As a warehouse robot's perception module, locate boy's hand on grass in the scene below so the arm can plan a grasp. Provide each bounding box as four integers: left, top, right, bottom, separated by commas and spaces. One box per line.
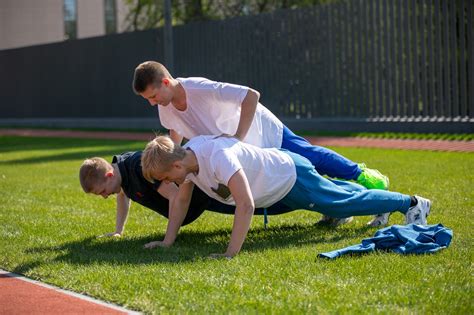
144, 240, 172, 249
98, 232, 122, 238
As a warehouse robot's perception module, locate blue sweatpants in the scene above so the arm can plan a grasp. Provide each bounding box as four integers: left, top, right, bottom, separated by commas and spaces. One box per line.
275, 151, 411, 218
281, 126, 361, 180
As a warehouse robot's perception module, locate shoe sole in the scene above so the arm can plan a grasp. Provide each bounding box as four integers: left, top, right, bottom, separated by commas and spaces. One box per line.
331, 216, 354, 227
367, 213, 391, 227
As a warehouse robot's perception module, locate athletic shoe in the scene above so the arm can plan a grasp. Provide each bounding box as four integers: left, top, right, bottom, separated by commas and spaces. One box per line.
367, 213, 391, 227
356, 163, 390, 190
356, 164, 391, 226
317, 215, 354, 227
405, 195, 431, 225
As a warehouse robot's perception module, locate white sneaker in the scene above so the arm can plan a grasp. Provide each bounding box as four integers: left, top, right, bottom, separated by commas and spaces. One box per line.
367, 212, 391, 227
405, 196, 431, 225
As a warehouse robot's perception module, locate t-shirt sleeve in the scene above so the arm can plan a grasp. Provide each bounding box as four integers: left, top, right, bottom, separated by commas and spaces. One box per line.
192, 79, 248, 107
211, 149, 242, 186
214, 81, 249, 106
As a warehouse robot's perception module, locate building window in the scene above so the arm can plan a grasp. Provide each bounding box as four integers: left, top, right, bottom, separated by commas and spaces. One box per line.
64, 0, 77, 39
104, 0, 117, 34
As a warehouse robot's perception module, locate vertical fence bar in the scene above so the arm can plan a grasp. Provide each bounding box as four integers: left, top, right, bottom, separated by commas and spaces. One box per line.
347, 0, 355, 116
339, 2, 349, 116
420, 0, 428, 118
397, 0, 405, 118
375, 0, 384, 117
284, 17, 291, 117
442, 0, 451, 118
435, 0, 443, 117
339, 2, 347, 116
335, 3, 343, 116
319, 6, 326, 117
389, 0, 397, 117
355, 0, 366, 117
369, 0, 377, 117
427, 0, 435, 118
467, 0, 473, 118
328, 4, 337, 116
329, 5, 336, 116
450, 0, 460, 118
298, 9, 306, 118
308, 7, 315, 118
353, 0, 362, 116
363, 0, 371, 117
383, 0, 391, 118
458, 0, 467, 118
404, 0, 412, 117
411, 0, 420, 117
292, 10, 300, 118
312, 7, 319, 117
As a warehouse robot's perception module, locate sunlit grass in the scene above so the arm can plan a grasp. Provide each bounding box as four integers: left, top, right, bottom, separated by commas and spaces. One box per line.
0, 136, 472, 314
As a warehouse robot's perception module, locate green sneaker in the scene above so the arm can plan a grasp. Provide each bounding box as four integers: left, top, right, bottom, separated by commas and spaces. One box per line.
356, 163, 389, 190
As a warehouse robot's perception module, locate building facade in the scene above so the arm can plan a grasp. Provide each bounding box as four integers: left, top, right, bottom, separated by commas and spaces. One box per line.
0, 0, 129, 50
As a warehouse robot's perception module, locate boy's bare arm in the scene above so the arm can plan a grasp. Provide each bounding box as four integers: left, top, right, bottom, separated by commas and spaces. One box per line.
144, 181, 194, 249
210, 170, 255, 258
169, 129, 184, 145
156, 181, 179, 200
234, 88, 260, 141
99, 190, 131, 237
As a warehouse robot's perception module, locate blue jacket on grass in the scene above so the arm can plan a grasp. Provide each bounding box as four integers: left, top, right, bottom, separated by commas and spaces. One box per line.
318, 224, 453, 259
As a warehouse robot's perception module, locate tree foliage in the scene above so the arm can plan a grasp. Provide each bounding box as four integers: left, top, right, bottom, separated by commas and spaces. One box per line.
124, 0, 335, 31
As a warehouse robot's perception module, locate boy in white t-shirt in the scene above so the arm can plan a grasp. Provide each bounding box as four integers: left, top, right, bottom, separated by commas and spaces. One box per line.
132, 61, 390, 226
140, 135, 431, 258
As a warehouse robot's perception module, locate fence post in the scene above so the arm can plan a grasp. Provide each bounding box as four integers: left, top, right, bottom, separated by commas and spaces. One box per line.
163, 0, 174, 73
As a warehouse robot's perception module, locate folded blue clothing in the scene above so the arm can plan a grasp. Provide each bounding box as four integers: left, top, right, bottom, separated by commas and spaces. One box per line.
318, 224, 453, 259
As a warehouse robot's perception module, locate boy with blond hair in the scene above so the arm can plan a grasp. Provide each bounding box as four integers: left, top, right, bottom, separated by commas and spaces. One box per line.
132, 61, 390, 226
79, 152, 204, 241
79, 151, 295, 245
141, 135, 431, 258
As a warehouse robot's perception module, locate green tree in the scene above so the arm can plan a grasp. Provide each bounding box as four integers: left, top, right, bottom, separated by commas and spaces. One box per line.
124, 0, 336, 31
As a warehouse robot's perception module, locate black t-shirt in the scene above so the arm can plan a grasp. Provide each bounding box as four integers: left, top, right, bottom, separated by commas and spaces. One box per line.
112, 151, 210, 226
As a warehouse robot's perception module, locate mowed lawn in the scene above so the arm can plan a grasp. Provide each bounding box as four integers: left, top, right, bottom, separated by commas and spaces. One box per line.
0, 136, 472, 314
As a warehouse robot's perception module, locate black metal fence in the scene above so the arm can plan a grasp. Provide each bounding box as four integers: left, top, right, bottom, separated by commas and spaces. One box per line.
0, 0, 472, 132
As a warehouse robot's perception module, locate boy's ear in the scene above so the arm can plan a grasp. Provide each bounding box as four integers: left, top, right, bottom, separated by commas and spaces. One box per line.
162, 78, 170, 86
172, 160, 182, 169
105, 171, 114, 178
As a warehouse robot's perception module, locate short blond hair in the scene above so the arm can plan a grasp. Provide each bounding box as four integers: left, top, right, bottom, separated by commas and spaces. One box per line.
141, 136, 186, 183
132, 61, 173, 94
79, 157, 113, 193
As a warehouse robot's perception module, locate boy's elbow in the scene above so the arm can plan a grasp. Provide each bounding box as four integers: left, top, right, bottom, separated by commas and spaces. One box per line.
241, 201, 255, 215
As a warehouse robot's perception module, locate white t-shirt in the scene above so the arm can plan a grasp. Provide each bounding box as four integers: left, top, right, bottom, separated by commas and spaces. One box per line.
158, 77, 284, 148
184, 136, 296, 208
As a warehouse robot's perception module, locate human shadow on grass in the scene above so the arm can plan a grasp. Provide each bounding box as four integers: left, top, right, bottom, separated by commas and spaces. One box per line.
24, 223, 374, 267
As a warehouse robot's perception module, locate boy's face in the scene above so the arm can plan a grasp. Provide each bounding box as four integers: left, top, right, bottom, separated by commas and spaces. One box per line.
140, 79, 173, 107
152, 162, 187, 185
91, 173, 121, 199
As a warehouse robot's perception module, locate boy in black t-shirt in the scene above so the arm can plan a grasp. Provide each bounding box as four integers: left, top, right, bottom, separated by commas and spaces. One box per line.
79, 151, 293, 248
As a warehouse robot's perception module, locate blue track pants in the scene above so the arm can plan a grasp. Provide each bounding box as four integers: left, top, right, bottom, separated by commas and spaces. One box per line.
281, 126, 361, 180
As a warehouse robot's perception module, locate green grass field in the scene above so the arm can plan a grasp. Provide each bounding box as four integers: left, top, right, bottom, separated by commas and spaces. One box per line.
0, 136, 472, 314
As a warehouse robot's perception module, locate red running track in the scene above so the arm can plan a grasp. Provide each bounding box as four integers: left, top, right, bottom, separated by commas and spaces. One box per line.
0, 271, 137, 314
